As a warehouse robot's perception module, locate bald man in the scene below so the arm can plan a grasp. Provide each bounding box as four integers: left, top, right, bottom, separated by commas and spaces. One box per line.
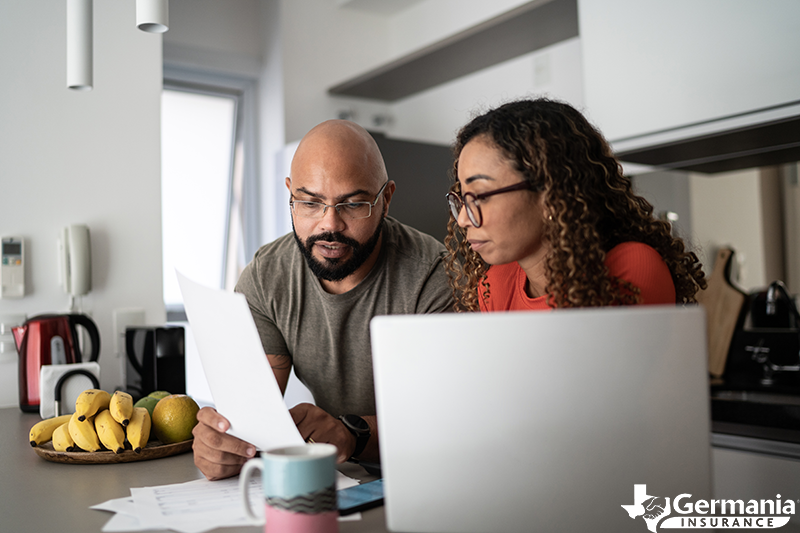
192, 120, 454, 480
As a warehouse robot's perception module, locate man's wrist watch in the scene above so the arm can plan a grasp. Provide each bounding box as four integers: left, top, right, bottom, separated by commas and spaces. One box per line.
339, 414, 370, 458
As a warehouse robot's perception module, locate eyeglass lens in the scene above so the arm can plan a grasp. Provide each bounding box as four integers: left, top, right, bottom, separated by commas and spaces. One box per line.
447, 193, 481, 227
292, 202, 372, 219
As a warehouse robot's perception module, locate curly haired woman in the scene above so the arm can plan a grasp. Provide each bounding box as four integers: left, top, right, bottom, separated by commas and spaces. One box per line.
444, 98, 706, 312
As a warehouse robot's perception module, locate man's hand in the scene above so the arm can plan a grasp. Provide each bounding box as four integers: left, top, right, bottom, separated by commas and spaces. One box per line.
290, 403, 355, 463
192, 407, 257, 480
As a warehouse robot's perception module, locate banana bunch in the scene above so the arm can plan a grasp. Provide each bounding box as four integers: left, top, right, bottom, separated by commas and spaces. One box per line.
28, 388, 152, 454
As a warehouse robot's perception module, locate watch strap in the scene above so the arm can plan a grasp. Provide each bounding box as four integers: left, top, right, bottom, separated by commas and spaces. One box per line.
339, 415, 370, 458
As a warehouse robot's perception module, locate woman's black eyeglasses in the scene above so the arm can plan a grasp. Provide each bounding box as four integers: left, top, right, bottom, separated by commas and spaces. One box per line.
446, 181, 534, 228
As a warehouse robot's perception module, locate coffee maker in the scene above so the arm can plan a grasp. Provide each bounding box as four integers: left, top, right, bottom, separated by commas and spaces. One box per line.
125, 326, 185, 401
725, 281, 800, 391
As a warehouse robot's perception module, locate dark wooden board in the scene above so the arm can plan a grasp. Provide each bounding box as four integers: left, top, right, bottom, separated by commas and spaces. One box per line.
33, 439, 193, 464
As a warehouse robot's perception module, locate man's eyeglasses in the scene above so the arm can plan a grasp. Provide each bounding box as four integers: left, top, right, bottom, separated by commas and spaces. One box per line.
290, 181, 389, 220
446, 181, 534, 228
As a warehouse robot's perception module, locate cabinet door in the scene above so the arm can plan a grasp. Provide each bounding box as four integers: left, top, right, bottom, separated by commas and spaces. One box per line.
579, 0, 800, 144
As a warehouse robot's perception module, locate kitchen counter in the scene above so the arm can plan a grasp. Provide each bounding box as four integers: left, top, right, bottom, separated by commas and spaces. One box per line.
711, 387, 800, 459
1, 408, 388, 533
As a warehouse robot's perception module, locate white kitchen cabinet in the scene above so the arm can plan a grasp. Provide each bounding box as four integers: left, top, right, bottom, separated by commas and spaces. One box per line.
713, 446, 800, 528
578, 0, 800, 149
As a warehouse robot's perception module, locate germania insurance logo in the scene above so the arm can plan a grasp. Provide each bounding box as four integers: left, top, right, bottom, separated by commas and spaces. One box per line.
622, 484, 795, 531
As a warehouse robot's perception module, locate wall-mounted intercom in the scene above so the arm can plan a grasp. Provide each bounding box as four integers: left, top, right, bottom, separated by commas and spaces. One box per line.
1, 236, 25, 299
58, 225, 92, 297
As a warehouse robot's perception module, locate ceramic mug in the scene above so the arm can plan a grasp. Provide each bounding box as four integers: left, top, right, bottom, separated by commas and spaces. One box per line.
240, 443, 339, 533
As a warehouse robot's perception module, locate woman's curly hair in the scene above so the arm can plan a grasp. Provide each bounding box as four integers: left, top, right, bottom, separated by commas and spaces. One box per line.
444, 98, 707, 312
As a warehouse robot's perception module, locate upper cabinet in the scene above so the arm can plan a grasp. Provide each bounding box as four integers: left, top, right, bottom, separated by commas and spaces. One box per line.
578, 0, 800, 172
329, 0, 578, 101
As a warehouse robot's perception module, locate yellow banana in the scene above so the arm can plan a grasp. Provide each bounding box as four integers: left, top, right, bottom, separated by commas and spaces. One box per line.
52, 422, 76, 452
68, 412, 102, 452
29, 414, 73, 447
94, 409, 126, 454
109, 390, 133, 426
127, 406, 151, 453
74, 389, 111, 421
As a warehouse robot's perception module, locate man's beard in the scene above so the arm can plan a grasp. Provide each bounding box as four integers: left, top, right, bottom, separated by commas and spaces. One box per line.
293, 216, 385, 282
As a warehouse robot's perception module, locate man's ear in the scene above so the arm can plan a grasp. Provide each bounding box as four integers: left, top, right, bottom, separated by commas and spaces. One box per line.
382, 180, 397, 216
285, 177, 292, 191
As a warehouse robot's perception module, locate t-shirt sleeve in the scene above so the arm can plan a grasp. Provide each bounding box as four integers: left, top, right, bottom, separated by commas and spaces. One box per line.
605, 242, 676, 305
415, 254, 456, 314
234, 258, 291, 357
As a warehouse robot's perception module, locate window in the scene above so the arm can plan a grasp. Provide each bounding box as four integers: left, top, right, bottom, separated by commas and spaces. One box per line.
161, 69, 259, 320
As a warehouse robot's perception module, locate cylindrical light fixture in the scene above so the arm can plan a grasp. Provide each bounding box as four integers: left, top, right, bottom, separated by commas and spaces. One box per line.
136, 0, 169, 33
66, 0, 93, 91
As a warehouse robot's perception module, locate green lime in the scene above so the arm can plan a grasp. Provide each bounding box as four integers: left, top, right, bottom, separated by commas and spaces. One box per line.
133, 396, 160, 418
148, 391, 171, 400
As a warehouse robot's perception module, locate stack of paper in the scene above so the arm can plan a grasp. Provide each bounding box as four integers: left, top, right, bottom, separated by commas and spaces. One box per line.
92, 473, 360, 533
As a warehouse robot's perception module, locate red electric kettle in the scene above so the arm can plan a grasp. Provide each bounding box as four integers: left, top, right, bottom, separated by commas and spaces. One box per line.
12, 314, 100, 412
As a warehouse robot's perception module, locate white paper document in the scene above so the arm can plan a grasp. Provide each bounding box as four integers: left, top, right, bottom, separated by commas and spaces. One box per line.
176, 271, 304, 451
92, 473, 361, 533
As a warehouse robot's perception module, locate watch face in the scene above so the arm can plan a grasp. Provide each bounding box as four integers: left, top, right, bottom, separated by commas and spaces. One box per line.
342, 414, 369, 432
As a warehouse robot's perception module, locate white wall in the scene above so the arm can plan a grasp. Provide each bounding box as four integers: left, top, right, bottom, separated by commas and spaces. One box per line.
164, 0, 263, 78
281, 0, 393, 142
0, 0, 164, 406
689, 170, 773, 292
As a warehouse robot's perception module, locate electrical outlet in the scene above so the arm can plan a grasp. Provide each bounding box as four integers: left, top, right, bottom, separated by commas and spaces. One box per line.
113, 308, 145, 386
113, 308, 145, 359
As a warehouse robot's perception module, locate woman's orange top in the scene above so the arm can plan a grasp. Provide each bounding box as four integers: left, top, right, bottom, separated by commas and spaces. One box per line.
478, 242, 676, 312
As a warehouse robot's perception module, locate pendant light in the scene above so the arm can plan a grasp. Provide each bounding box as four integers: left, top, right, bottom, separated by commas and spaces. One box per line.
136, 0, 169, 34
66, 0, 92, 91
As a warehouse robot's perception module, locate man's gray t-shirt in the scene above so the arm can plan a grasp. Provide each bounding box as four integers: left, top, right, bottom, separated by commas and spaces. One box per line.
235, 217, 454, 417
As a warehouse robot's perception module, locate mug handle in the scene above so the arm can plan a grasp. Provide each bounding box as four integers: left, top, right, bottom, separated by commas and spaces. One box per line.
239, 458, 263, 522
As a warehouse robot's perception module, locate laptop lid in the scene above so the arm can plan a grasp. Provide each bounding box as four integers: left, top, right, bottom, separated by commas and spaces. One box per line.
370, 305, 712, 533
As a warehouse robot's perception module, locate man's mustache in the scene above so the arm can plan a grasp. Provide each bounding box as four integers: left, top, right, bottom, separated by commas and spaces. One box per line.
306, 232, 360, 249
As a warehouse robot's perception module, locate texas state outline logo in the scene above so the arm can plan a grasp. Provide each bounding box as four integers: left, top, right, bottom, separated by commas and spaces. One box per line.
622, 484, 795, 531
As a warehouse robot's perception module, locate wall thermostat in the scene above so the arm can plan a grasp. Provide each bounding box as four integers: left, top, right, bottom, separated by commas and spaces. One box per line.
1, 236, 25, 299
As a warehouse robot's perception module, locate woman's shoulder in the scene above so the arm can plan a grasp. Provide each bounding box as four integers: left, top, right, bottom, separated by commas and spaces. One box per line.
606, 241, 675, 304
606, 241, 662, 261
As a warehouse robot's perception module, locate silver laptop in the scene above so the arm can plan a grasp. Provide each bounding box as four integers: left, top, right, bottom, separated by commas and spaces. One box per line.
370, 305, 712, 533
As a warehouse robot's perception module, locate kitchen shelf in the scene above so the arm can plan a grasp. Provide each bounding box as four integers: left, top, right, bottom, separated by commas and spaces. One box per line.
328, 0, 578, 102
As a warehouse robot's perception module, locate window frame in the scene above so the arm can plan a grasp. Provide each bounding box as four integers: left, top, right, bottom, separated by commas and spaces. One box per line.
162, 66, 260, 321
